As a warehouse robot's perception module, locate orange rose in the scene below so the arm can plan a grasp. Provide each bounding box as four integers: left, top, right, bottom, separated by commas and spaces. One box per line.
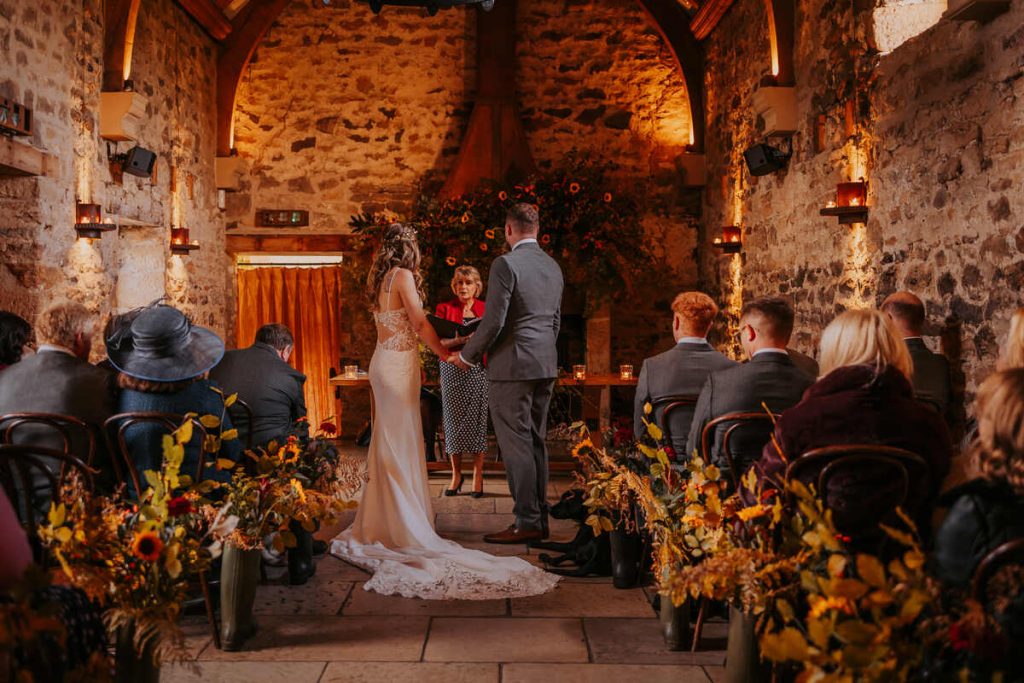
604, 192, 613, 203
461, 213, 470, 224
485, 229, 496, 239
569, 182, 581, 194
498, 191, 508, 200
445, 256, 457, 266
480, 243, 489, 252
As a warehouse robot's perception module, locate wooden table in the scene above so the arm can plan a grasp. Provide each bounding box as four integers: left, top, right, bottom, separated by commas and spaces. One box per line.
330, 373, 637, 473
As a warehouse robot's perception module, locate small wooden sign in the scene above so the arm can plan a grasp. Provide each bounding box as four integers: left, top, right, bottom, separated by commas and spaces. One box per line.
255, 209, 309, 228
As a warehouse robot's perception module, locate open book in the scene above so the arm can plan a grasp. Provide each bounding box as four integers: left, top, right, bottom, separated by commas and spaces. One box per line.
427, 313, 481, 339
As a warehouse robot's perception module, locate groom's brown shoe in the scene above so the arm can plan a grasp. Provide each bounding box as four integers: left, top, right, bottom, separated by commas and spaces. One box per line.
484, 524, 543, 544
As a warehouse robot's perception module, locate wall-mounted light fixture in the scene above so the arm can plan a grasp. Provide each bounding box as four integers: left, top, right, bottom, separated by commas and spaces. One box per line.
713, 225, 743, 254
75, 202, 115, 240
170, 226, 200, 256
820, 179, 869, 224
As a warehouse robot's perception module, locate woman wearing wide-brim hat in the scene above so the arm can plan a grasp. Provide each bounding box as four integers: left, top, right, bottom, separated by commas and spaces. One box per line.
106, 304, 241, 494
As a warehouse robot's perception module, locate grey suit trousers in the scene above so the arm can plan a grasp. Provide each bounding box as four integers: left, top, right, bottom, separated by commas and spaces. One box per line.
489, 378, 555, 529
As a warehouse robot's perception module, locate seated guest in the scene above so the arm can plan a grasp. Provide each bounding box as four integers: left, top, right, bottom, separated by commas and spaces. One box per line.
633, 291, 737, 454
753, 309, 951, 534
881, 291, 953, 416
686, 297, 814, 474
210, 323, 308, 448
931, 369, 1024, 671
997, 307, 1024, 370
0, 310, 32, 372
0, 302, 117, 491
787, 346, 819, 379
107, 305, 240, 494
436, 265, 488, 497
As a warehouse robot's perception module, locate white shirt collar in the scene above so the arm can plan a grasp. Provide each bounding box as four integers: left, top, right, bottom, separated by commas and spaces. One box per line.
753, 347, 788, 357
37, 344, 76, 357
511, 238, 538, 251
904, 336, 923, 341
676, 337, 709, 345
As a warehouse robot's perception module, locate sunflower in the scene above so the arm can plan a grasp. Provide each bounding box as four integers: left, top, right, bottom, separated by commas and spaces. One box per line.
461, 213, 470, 224
603, 192, 613, 203
480, 243, 489, 252
540, 234, 551, 245
569, 182, 581, 194
498, 191, 508, 200
132, 531, 164, 562
445, 256, 457, 267
485, 228, 496, 239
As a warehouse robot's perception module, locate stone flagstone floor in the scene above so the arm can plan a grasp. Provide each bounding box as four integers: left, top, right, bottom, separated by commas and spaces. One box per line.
167, 466, 727, 683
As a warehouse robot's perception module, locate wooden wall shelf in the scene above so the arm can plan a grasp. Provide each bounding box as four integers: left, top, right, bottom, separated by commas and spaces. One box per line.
820, 206, 869, 225
225, 231, 357, 254
0, 137, 54, 177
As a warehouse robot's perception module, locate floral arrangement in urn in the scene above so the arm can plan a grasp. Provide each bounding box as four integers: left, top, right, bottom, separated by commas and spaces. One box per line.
349, 151, 654, 312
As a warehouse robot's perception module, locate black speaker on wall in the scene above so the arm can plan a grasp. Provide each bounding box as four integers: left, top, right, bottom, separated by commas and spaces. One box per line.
743, 142, 791, 176
122, 146, 156, 178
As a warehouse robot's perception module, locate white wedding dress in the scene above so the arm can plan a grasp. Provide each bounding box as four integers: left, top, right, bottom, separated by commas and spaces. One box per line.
330, 279, 558, 600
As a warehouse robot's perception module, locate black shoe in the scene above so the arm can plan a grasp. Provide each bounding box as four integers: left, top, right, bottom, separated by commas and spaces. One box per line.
287, 524, 316, 586
470, 490, 484, 499
312, 540, 328, 556
444, 475, 464, 497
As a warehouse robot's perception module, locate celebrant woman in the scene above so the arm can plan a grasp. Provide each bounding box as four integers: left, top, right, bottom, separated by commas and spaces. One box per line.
436, 266, 488, 498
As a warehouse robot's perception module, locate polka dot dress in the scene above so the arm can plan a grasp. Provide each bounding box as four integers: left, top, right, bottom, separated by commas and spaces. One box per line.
439, 330, 489, 455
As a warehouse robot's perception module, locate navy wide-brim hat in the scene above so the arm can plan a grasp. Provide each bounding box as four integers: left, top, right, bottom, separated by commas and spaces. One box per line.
106, 305, 224, 382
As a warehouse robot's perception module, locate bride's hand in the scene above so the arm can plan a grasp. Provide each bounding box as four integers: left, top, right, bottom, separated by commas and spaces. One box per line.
440, 336, 462, 349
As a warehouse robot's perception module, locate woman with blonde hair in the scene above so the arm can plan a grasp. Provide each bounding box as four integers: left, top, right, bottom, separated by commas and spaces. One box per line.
331, 224, 557, 599
435, 265, 488, 497
752, 309, 951, 532
997, 308, 1024, 370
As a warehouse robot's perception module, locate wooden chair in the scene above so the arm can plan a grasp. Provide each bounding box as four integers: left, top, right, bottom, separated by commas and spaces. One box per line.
785, 445, 928, 545
972, 537, 1024, 605
103, 412, 221, 650
103, 412, 208, 497
225, 398, 255, 452
0, 411, 101, 471
699, 412, 778, 491
650, 394, 699, 460
0, 444, 96, 562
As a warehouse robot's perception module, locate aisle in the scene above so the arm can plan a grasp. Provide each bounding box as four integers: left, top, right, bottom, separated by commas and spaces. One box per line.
167, 461, 727, 682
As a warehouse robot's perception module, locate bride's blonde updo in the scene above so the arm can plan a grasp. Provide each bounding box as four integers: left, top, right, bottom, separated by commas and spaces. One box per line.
366, 223, 426, 310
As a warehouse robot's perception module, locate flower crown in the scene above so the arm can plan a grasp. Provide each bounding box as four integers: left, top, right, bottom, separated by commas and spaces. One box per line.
387, 224, 417, 241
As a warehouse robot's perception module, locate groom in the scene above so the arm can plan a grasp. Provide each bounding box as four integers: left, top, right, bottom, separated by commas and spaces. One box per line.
451, 203, 564, 544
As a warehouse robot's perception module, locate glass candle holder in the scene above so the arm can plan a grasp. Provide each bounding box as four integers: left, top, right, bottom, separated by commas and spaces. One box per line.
619, 364, 634, 380
573, 364, 587, 381
171, 227, 189, 245
343, 365, 359, 379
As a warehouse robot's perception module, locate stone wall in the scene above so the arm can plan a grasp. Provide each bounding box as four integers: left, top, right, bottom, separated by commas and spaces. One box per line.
0, 0, 228, 354
700, 0, 1024, 405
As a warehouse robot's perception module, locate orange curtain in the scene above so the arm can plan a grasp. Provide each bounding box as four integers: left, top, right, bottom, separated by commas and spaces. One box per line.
235, 266, 343, 430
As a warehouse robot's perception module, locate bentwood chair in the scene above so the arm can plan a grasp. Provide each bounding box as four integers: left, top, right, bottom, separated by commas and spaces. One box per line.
650, 395, 699, 460
103, 412, 209, 497
699, 412, 779, 491
0, 412, 100, 470
0, 444, 96, 563
225, 398, 256, 452
972, 537, 1024, 605
785, 444, 928, 550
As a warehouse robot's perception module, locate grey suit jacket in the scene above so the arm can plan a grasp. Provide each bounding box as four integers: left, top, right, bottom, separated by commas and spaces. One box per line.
686, 351, 814, 471
0, 350, 118, 488
461, 242, 564, 381
633, 341, 737, 448
209, 342, 308, 448
905, 337, 952, 416
787, 347, 819, 380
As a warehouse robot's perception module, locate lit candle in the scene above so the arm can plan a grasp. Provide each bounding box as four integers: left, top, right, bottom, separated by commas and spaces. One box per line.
573, 364, 586, 381
619, 364, 633, 380
171, 227, 189, 245
343, 365, 358, 379
826, 200, 837, 208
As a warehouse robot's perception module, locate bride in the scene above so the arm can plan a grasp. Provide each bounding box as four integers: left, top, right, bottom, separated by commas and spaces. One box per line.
331, 223, 558, 600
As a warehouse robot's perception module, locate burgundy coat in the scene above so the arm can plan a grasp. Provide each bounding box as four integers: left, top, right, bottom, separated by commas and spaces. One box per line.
753, 364, 951, 534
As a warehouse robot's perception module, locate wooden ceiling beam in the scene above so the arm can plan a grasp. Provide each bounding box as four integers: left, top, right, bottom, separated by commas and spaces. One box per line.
216, 0, 292, 156
176, 0, 233, 41
689, 0, 735, 40
103, 0, 142, 91
633, 0, 706, 152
